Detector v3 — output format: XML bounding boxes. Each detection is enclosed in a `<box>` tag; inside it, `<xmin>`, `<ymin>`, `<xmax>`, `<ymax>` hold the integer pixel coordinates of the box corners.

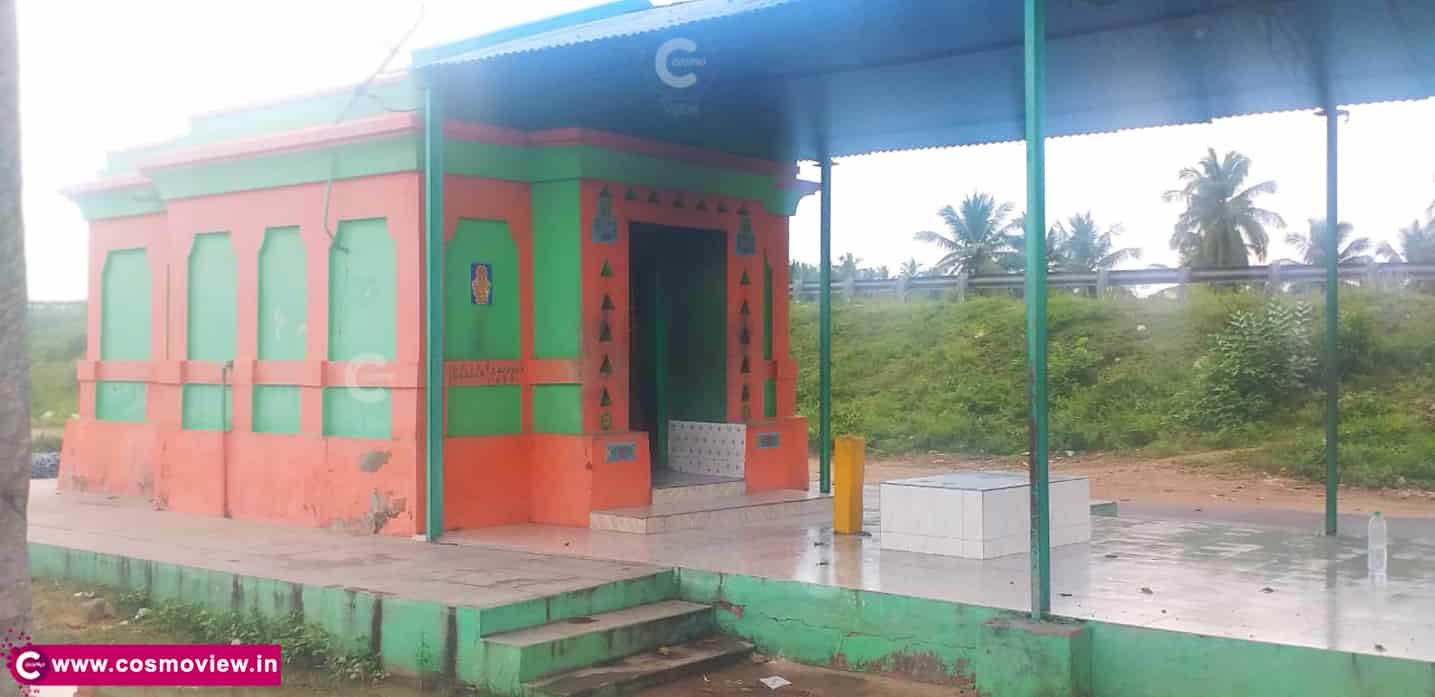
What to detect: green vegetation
<box><xmin>115</xmin><ymin>590</ymin><xmax>388</xmax><ymax>683</ymax></box>
<box><xmin>29</xmin><ymin>302</ymin><xmax>85</xmax><ymax>433</ymax></box>
<box><xmin>792</xmin><ymin>288</ymin><xmax>1435</xmax><ymax>489</ymax></box>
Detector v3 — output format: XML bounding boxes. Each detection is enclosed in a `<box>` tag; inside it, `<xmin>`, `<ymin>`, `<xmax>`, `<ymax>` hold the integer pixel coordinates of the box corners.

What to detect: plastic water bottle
<box><xmin>1368</xmin><ymin>511</ymin><xmax>1388</xmax><ymax>586</ymax></box>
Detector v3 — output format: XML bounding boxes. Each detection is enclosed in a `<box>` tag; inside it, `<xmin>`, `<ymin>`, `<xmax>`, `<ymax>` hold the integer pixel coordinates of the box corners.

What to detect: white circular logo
<box><xmin>656</xmin><ymin>38</ymin><xmax>702</xmax><ymax>89</ymax></box>
<box><xmin>345</xmin><ymin>353</ymin><xmax>394</xmax><ymax>405</ymax></box>
<box><xmin>15</xmin><ymin>650</ymin><xmax>44</xmax><ymax>681</ymax></box>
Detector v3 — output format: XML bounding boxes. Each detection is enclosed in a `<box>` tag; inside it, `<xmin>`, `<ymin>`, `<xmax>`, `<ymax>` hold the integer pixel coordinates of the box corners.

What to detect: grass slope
<box><xmin>792</xmin><ymin>288</ymin><xmax>1435</xmax><ymax>489</ymax></box>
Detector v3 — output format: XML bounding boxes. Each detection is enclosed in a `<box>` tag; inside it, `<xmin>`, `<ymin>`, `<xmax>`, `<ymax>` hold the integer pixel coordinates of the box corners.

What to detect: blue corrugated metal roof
<box><xmin>416</xmin><ymin>0</ymin><xmax>1435</xmax><ymax>161</ymax></box>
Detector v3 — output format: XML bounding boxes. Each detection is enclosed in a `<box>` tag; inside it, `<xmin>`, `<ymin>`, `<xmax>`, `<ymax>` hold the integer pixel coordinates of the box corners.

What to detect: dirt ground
<box><xmin>637</xmin><ymin>657</ymin><xmax>973</xmax><ymax>697</ymax></box>
<box><xmin>819</xmin><ymin>450</ymin><xmax>1435</xmax><ymax>518</ymax></box>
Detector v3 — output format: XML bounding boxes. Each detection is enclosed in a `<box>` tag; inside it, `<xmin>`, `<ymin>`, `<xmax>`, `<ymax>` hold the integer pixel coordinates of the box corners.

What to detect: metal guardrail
<box><xmin>791</xmin><ymin>262</ymin><xmax>1435</xmax><ymax>300</ymax></box>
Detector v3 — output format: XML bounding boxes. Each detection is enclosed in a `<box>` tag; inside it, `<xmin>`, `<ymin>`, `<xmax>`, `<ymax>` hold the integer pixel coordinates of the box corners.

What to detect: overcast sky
<box><xmin>17</xmin><ymin>1</ymin><xmax>1435</xmax><ymax>300</ymax></box>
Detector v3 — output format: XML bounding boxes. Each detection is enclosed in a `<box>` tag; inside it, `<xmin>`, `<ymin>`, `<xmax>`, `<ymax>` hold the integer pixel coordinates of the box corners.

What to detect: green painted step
<box><xmin>526</xmin><ymin>636</ymin><xmax>753</xmax><ymax>697</ymax></box>
<box><xmin>481</xmin><ymin>600</ymin><xmax>715</xmax><ymax>696</ymax></box>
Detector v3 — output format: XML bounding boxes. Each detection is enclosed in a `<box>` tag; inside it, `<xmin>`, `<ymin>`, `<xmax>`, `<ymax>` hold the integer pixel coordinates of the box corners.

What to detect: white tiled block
<box><xmin>962</xmin><ymin>490</ymin><xmax>982</xmax><ymax>541</ymax></box>
<box><xmin>883</xmin><ymin>531</ymin><xmax>964</xmax><ymax>557</ymax></box>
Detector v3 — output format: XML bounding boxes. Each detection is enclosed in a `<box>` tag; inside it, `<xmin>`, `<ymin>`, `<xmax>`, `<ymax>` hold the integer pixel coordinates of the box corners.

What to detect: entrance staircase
<box><xmin>477</xmin><ymin>569</ymin><xmax>751</xmax><ymax>696</ymax></box>
<box><xmin>590</xmin><ymin>470</ymin><xmax>829</xmax><ymax>534</ymax></box>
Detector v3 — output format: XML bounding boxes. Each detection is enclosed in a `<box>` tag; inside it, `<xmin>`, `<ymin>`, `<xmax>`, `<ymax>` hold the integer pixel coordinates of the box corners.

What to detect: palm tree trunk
<box><xmin>0</xmin><ymin>0</ymin><xmax>32</xmax><ymax>641</ymax></box>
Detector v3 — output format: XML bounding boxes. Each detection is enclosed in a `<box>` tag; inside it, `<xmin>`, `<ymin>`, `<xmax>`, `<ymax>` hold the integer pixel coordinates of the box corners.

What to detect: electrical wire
<box><xmin>322</xmin><ymin>0</ymin><xmax>426</xmax><ymax>251</ymax></box>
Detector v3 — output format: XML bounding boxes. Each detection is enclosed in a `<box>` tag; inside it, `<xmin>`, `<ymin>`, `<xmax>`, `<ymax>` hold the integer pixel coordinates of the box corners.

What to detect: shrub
<box><xmin>1185</xmin><ymin>300</ymin><xmax>1315</xmax><ymax>430</ymax></box>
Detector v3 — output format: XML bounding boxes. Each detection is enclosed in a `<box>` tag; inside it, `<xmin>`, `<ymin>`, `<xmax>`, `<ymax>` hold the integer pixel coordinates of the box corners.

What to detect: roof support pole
<box><xmin>1023</xmin><ymin>0</ymin><xmax>1052</xmax><ymax>620</ymax></box>
<box><xmin>423</xmin><ymin>85</ymin><xmax>446</xmax><ymax>541</ymax></box>
<box><xmin>818</xmin><ymin>156</ymin><xmax>833</xmax><ymax>495</ymax></box>
<box><xmin>1323</xmin><ymin>103</ymin><xmax>1340</xmax><ymax>536</ymax></box>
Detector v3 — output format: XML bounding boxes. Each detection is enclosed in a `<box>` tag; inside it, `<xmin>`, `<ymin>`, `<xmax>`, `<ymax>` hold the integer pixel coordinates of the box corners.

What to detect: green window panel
<box><xmin>100</xmin><ymin>249</ymin><xmax>152</xmax><ymax>361</ymax></box>
<box><xmin>252</xmin><ymin>385</ymin><xmax>301</xmax><ymax>434</ymax></box>
<box><xmin>764</xmin><ymin>379</ymin><xmax>778</xmax><ymax>419</ymax></box>
<box><xmin>96</xmin><ymin>381</ymin><xmax>147</xmax><ymax>422</ymax></box>
<box><xmin>187</xmin><ymin>232</ymin><xmax>237</xmax><ymax>361</ymax></box>
<box><xmin>258</xmin><ymin>226</ymin><xmax>307</xmax><ymax>360</ymax></box>
<box><xmin>328</xmin><ymin>219</ymin><xmax>396</xmax><ymax>361</ymax></box>
<box><xmin>323</xmin><ymin>387</ymin><xmax>392</xmax><ymax>439</ymax></box>
<box><xmin>446</xmin><ymin>219</ymin><xmax>520</xmax><ymax>360</ymax></box>
<box><xmin>532</xmin><ymin>384</ymin><xmax>582</xmax><ymax>434</ymax></box>
<box><xmin>530</xmin><ymin>181</ymin><xmax>581</xmax><ymax>359</ymax></box>
<box><xmin>448</xmin><ymin>385</ymin><xmax>522</xmax><ymax>436</ymax></box>
<box><xmin>182</xmin><ymin>384</ymin><xmax>233</xmax><ymax>431</ymax></box>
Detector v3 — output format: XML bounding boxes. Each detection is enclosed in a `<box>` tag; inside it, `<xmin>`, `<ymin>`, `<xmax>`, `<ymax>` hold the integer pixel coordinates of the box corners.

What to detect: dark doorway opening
<box><xmin>628</xmin><ymin>223</ymin><xmax>727</xmax><ymax>472</ymax></box>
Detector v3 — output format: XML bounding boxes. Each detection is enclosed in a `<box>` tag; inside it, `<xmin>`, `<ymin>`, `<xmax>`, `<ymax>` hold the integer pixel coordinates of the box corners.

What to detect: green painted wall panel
<box><xmin>323</xmin><ymin>387</ymin><xmax>392</xmax><ymax>438</ymax></box>
<box><xmin>378</xmin><ymin>597</ymin><xmax>449</xmax><ymax>677</ymax></box>
<box><xmin>532</xmin><ymin>384</ymin><xmax>582</xmax><ymax>434</ymax></box>
<box><xmin>530</xmin><ymin>181</ymin><xmax>581</xmax><ymax>359</ymax></box>
<box><xmin>258</xmin><ymin>226</ymin><xmax>307</xmax><ymax>360</ymax></box>
<box><xmin>252</xmin><ymin>385</ymin><xmax>301</xmax><ymax>434</ymax></box>
<box><xmin>189</xmin><ymin>80</ymin><xmax>421</xmax><ymax>146</ymax></box>
<box><xmin>301</xmin><ymin>585</ymin><xmax>381</xmax><ymax>655</ymax></box>
<box><xmin>76</xmin><ymin>188</ymin><xmax>166</xmax><ymax>221</ymax></box>
<box><xmin>182</xmin><ymin>384</ymin><xmax>233</xmax><ymax>431</ymax></box>
<box><xmin>445</xmin><ymin>219</ymin><xmax>519</xmax><ymax>360</ymax></box>
<box><xmin>764</xmin><ymin>379</ymin><xmax>777</xmax><ymax>419</ymax></box>
<box><xmin>447</xmin><ymin>385</ymin><xmax>521</xmax><ymax>436</ymax></box>
<box><xmin>102</xmin><ymin>79</ymin><xmax>419</xmax><ymax>175</ymax></box>
<box><xmin>329</xmin><ymin>218</ymin><xmax>397</xmax><ymax>361</ymax></box>
<box><xmin>149</xmin><ymin>137</ymin><xmax>422</xmax><ymax>202</ymax></box>
<box><xmin>1090</xmin><ymin>622</ymin><xmax>1435</xmax><ymax>697</ymax></box>
<box><xmin>100</xmin><ymin>248</ymin><xmax>152</xmax><ymax>361</ymax></box>
<box><xmin>96</xmin><ymin>381</ymin><xmax>147</xmax><ymax>422</ymax></box>
<box><xmin>187</xmin><ymin>232</ymin><xmax>237</xmax><ymax>361</ymax></box>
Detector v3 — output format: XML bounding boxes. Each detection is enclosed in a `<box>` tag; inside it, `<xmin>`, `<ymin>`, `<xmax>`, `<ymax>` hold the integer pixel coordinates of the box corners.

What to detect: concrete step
<box><xmin>591</xmin><ymin>489</ymin><xmax>831</xmax><ymax>534</ymax></box>
<box><xmin>525</xmin><ymin>635</ymin><xmax>753</xmax><ymax>697</ymax></box>
<box><xmin>651</xmin><ymin>479</ymin><xmax>747</xmax><ymax>507</ymax></box>
<box><xmin>481</xmin><ymin>600</ymin><xmax>715</xmax><ymax>695</ymax></box>
<box><xmin>472</xmin><ymin>569</ymin><xmax>681</xmax><ymax>639</ymax></box>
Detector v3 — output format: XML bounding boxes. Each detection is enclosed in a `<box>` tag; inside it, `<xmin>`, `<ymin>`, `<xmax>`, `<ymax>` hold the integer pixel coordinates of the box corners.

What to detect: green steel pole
<box><xmin>1323</xmin><ymin>104</ymin><xmax>1340</xmax><ymax>536</ymax></box>
<box><xmin>818</xmin><ymin>156</ymin><xmax>833</xmax><ymax>495</ymax></box>
<box><xmin>1023</xmin><ymin>0</ymin><xmax>1052</xmax><ymax>620</ymax></box>
<box><xmin>423</xmin><ymin>86</ymin><xmax>446</xmax><ymax>542</ymax></box>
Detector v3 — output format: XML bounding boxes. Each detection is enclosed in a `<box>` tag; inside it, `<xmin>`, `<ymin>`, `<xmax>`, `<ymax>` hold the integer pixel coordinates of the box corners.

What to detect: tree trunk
<box><xmin>0</xmin><ymin>0</ymin><xmax>32</xmax><ymax>642</ymax></box>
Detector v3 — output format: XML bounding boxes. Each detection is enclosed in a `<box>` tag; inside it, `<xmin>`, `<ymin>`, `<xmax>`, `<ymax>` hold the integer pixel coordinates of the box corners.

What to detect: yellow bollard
<box><xmin>833</xmin><ymin>435</ymin><xmax>865</xmax><ymax>534</ymax></box>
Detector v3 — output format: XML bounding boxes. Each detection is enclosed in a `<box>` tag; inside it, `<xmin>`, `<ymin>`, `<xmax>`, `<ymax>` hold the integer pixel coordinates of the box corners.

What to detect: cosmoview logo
<box><xmin>14</xmin><ymin>648</ymin><xmax>48</xmax><ymax>682</ymax></box>
<box><xmin>655</xmin><ymin>37</ymin><xmax>704</xmax><ymax>88</ymax></box>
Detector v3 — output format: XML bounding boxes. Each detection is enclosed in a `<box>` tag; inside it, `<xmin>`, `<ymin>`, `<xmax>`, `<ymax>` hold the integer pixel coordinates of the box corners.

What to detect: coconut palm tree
<box><xmin>1000</xmin><ymin>212</ymin><xmax>1066</xmax><ymax>274</ymax></box>
<box><xmin>1377</xmin><ymin>220</ymin><xmax>1435</xmax><ymax>263</ymax></box>
<box><xmin>1051</xmin><ymin>212</ymin><xmax>1141</xmax><ymax>272</ymax></box>
<box><xmin>1163</xmin><ymin>148</ymin><xmax>1285</xmax><ymax>267</ymax></box>
<box><xmin>0</xmin><ymin>0</ymin><xmax>32</xmax><ymax>639</ymax></box>
<box><xmin>899</xmin><ymin>258</ymin><xmax>922</xmax><ymax>278</ymax></box>
<box><xmin>1285</xmin><ymin>219</ymin><xmax>1374</xmax><ymax>266</ymax></box>
<box><xmin>913</xmin><ymin>193</ymin><xmax>1023</xmax><ymax>276</ymax></box>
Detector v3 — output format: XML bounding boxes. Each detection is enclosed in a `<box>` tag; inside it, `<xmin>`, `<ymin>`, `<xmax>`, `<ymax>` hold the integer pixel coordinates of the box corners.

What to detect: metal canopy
<box><xmin>417</xmin><ymin>0</ymin><xmax>1435</xmax><ymax>161</ymax></box>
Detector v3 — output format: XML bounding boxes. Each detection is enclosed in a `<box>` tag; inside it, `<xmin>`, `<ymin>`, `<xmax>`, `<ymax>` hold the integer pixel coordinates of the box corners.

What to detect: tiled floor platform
<box><xmin>28</xmin><ymin>479</ymin><xmax>1435</xmax><ymax>662</ymax></box>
